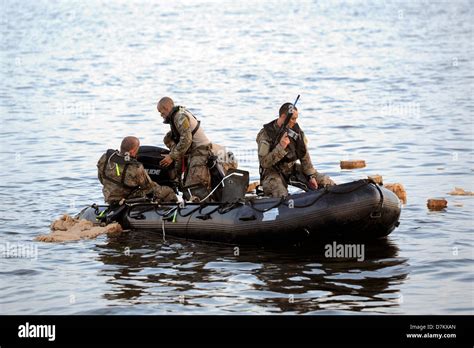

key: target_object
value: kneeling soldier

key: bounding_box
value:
[256,103,335,198]
[97,136,177,204]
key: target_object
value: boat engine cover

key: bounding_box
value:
[137,146,177,188]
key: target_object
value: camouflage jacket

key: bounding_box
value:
[256,120,317,178]
[163,106,210,161]
[97,150,155,203]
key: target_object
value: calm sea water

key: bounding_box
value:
[0,0,473,314]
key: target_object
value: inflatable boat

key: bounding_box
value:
[77,146,401,246]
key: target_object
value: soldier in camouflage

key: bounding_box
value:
[257,103,335,198]
[97,136,177,205]
[157,97,212,201]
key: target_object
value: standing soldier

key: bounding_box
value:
[97,136,177,205]
[256,102,335,198]
[157,97,212,201]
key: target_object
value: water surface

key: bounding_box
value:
[0,0,473,314]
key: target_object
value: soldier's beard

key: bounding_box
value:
[162,117,170,124]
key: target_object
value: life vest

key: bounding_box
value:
[168,106,202,145]
[100,149,140,191]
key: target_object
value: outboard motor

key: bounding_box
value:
[137,146,178,191]
[138,145,247,203]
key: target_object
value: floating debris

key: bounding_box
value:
[36,214,123,242]
[384,183,407,204]
[448,187,474,196]
[427,198,448,211]
[247,181,260,193]
[368,175,383,185]
[340,160,366,169]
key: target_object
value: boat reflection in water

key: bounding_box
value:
[94,232,408,314]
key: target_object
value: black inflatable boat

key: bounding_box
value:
[78,146,401,246]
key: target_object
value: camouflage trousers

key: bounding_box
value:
[262,165,335,198]
[182,145,212,200]
[151,183,178,202]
